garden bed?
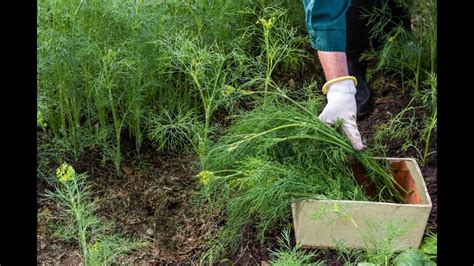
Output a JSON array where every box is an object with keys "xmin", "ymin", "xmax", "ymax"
[{"xmin": 37, "ymin": 74, "xmax": 438, "ymax": 266}]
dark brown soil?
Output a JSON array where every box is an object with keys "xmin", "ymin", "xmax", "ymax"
[
  {"xmin": 37, "ymin": 58, "xmax": 437, "ymax": 265},
  {"xmin": 37, "ymin": 142, "xmax": 221, "ymax": 264}
]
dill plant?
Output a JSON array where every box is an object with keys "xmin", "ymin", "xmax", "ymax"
[
  {"xmin": 37, "ymin": 0, "xmax": 310, "ymax": 169},
  {"xmin": 243, "ymin": 4, "xmax": 309, "ymax": 105},
  {"xmin": 163, "ymin": 32, "xmax": 244, "ymax": 161},
  {"xmin": 146, "ymin": 105, "xmax": 201, "ymax": 153},
  {"xmin": 198, "ymin": 91, "xmax": 406, "ymax": 260},
  {"xmin": 372, "ymin": 75, "xmax": 437, "ymax": 165},
  {"xmin": 361, "ymin": 0, "xmax": 436, "ymax": 92},
  {"xmin": 361, "ymin": 0, "xmax": 437, "ymax": 164},
  {"xmin": 269, "ymin": 228, "xmax": 323, "ymax": 265},
  {"xmin": 333, "ymin": 218, "xmax": 414, "ymax": 265},
  {"xmin": 38, "ymin": 0, "xmax": 199, "ymax": 169},
  {"xmin": 45, "ymin": 163, "xmax": 147, "ymax": 264},
  {"xmin": 419, "ymin": 73, "xmax": 437, "ymax": 164},
  {"xmin": 95, "ymin": 48, "xmax": 132, "ymax": 174}
]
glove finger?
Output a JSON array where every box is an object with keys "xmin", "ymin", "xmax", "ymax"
[{"xmin": 341, "ymin": 118, "xmax": 365, "ymax": 151}]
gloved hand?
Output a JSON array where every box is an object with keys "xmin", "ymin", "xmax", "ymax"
[{"xmin": 319, "ymin": 76, "xmax": 365, "ymax": 151}]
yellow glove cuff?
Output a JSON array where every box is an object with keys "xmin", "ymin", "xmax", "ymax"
[{"xmin": 322, "ymin": 76, "xmax": 358, "ymax": 95}]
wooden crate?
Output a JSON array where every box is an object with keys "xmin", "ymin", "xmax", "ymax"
[{"xmin": 291, "ymin": 158, "xmax": 432, "ymax": 251}]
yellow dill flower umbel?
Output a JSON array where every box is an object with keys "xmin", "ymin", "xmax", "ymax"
[
  {"xmin": 91, "ymin": 241, "xmax": 101, "ymax": 252},
  {"xmin": 56, "ymin": 163, "xmax": 76, "ymax": 183},
  {"xmin": 257, "ymin": 17, "xmax": 274, "ymax": 30},
  {"xmin": 196, "ymin": 170, "xmax": 214, "ymax": 186},
  {"xmin": 37, "ymin": 111, "xmax": 47, "ymax": 128},
  {"xmin": 267, "ymin": 176, "xmax": 277, "ymax": 185},
  {"xmin": 224, "ymin": 85, "xmax": 236, "ymax": 96}
]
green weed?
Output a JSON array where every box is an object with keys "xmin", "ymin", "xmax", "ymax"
[
  {"xmin": 269, "ymin": 228, "xmax": 323, "ymax": 265},
  {"xmin": 419, "ymin": 232, "xmax": 437, "ymax": 260},
  {"xmin": 334, "ymin": 219, "xmax": 413, "ymax": 265}
]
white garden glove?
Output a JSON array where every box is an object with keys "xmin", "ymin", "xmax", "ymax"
[{"xmin": 319, "ymin": 76, "xmax": 364, "ymax": 151}]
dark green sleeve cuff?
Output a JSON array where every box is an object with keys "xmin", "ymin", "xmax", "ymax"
[
  {"xmin": 302, "ymin": 0, "xmax": 350, "ymax": 52},
  {"xmin": 309, "ymin": 29, "xmax": 346, "ymax": 52}
]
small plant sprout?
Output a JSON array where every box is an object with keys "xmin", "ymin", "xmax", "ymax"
[
  {"xmin": 334, "ymin": 219, "xmax": 414, "ymax": 265},
  {"xmin": 268, "ymin": 228, "xmax": 323, "ymax": 266}
]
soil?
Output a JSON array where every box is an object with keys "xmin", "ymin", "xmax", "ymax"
[
  {"xmin": 37, "ymin": 142, "xmax": 218, "ymax": 264},
  {"xmin": 37, "ymin": 56, "xmax": 437, "ymax": 264}
]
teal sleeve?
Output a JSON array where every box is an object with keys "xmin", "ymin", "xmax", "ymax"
[{"xmin": 302, "ymin": 0, "xmax": 351, "ymax": 52}]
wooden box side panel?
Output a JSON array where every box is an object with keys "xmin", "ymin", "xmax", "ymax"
[
  {"xmin": 293, "ymin": 200, "xmax": 431, "ymax": 251},
  {"xmin": 404, "ymin": 159, "xmax": 432, "ymax": 205},
  {"xmin": 291, "ymin": 202, "xmax": 301, "ymax": 244}
]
